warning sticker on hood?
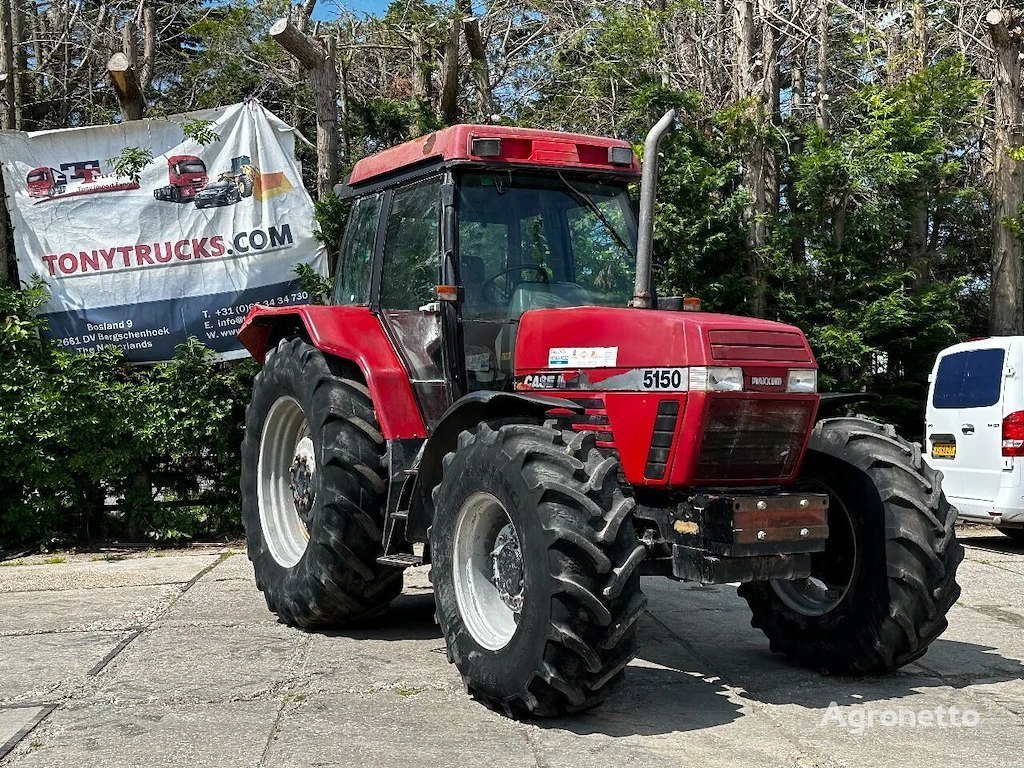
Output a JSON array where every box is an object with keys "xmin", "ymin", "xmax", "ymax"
[{"xmin": 548, "ymin": 346, "xmax": 618, "ymax": 368}]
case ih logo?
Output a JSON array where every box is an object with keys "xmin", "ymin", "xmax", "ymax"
[{"xmin": 749, "ymin": 376, "xmax": 784, "ymax": 388}]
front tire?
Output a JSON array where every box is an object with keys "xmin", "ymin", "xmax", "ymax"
[
  {"xmin": 241, "ymin": 336, "xmax": 402, "ymax": 627},
  {"xmin": 429, "ymin": 422, "xmax": 647, "ymax": 718},
  {"xmin": 739, "ymin": 417, "xmax": 963, "ymax": 674}
]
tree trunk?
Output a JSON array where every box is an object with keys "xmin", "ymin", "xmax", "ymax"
[
  {"xmin": 271, "ymin": 18, "xmax": 339, "ymax": 199},
  {"xmin": 140, "ymin": 5, "xmax": 156, "ymax": 90},
  {"xmin": 908, "ymin": 2, "xmax": 930, "ymax": 289},
  {"xmin": 439, "ymin": 16, "xmax": 460, "ymax": 126},
  {"xmin": 339, "ymin": 51, "xmax": 352, "ymax": 164},
  {"xmin": 735, "ymin": 0, "xmax": 779, "ymax": 318},
  {"xmin": 1, "ymin": 0, "xmax": 15, "ymax": 130},
  {"xmin": 30, "ymin": 1, "xmax": 42, "ymax": 102},
  {"xmin": 987, "ymin": 8, "xmax": 1024, "ymax": 335},
  {"xmin": 0, "ymin": 170, "xmax": 15, "ymax": 286},
  {"xmin": 411, "ymin": 32, "xmax": 432, "ymax": 102},
  {"xmin": 733, "ymin": 0, "xmax": 755, "ymax": 101},
  {"xmin": 814, "ymin": 0, "xmax": 829, "ymax": 133},
  {"xmin": 11, "ymin": 0, "xmax": 25, "ymax": 130},
  {"xmin": 788, "ymin": 21, "xmax": 807, "ymax": 270},
  {"xmin": 463, "ymin": 17, "xmax": 493, "ymax": 122},
  {"xmin": 107, "ymin": 52, "xmax": 146, "ymax": 121}
]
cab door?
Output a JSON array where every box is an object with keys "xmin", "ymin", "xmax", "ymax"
[{"xmin": 374, "ymin": 176, "xmax": 455, "ymax": 428}]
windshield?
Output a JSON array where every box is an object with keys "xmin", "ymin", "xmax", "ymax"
[
  {"xmin": 175, "ymin": 161, "xmax": 206, "ymax": 175},
  {"xmin": 456, "ymin": 171, "xmax": 637, "ymax": 319}
]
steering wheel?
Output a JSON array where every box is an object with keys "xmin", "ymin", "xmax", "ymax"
[{"xmin": 482, "ymin": 265, "xmax": 550, "ymax": 303}]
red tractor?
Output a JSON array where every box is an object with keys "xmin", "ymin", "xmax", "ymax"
[{"xmin": 237, "ymin": 113, "xmax": 962, "ymax": 718}]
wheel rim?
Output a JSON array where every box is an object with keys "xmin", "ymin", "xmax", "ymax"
[
  {"xmin": 257, "ymin": 395, "xmax": 314, "ymax": 568},
  {"xmin": 770, "ymin": 481, "xmax": 859, "ymax": 616},
  {"xmin": 452, "ymin": 492, "xmax": 524, "ymax": 651}
]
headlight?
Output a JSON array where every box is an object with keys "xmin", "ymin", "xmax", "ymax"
[
  {"xmin": 787, "ymin": 369, "xmax": 817, "ymax": 393},
  {"xmin": 689, "ymin": 366, "xmax": 744, "ymax": 392}
]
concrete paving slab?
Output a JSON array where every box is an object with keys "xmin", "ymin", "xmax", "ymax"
[
  {"xmin": 92, "ymin": 623, "xmax": 310, "ymax": 704},
  {"xmin": 302, "ymin": 593, "xmax": 460, "ymax": 694},
  {"xmin": 157, "ymin": 578, "xmax": 279, "ymax": 627},
  {"xmin": 0, "ymin": 707, "xmax": 45, "ymax": 755},
  {"xmin": 265, "ymin": 689, "xmax": 537, "ymax": 768},
  {"xmin": 205, "ymin": 551, "xmax": 253, "ymax": 581},
  {"xmin": 4, "ymin": 700, "xmax": 281, "ymax": 768},
  {"xmin": 638, "ymin": 579, "xmax": 828, "ymax": 697},
  {"xmin": 536, "ymin": 690, "xmax": 814, "ymax": 768},
  {"xmin": 0, "ymin": 554, "xmax": 219, "ymax": 593},
  {"xmin": 0, "ymin": 632, "xmax": 127, "ymax": 705},
  {"xmin": 0, "ymin": 585, "xmax": 178, "ymax": 636},
  {"xmin": 763, "ymin": 690, "xmax": 1024, "ymax": 768}
]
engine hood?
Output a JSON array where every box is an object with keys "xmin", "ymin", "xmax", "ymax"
[{"xmin": 514, "ymin": 306, "xmax": 815, "ymax": 373}]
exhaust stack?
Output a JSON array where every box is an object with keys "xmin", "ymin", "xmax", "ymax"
[{"xmin": 631, "ymin": 109, "xmax": 677, "ymax": 309}]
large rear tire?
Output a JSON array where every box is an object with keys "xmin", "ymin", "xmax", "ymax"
[
  {"xmin": 429, "ymin": 422, "xmax": 647, "ymax": 718},
  {"xmin": 738, "ymin": 417, "xmax": 963, "ymax": 674},
  {"xmin": 241, "ymin": 336, "xmax": 402, "ymax": 627}
]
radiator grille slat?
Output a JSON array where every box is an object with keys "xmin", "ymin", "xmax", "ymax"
[
  {"xmin": 708, "ymin": 330, "xmax": 811, "ymax": 364},
  {"xmin": 695, "ymin": 398, "xmax": 814, "ymax": 482}
]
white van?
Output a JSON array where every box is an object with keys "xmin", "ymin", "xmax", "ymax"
[{"xmin": 925, "ymin": 337, "xmax": 1024, "ymax": 539}]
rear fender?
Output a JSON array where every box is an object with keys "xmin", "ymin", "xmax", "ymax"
[
  {"xmin": 405, "ymin": 391, "xmax": 584, "ymax": 544},
  {"xmin": 238, "ymin": 304, "xmax": 427, "ymax": 440}
]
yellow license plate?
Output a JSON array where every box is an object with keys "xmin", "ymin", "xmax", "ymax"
[{"xmin": 932, "ymin": 443, "xmax": 956, "ymax": 459}]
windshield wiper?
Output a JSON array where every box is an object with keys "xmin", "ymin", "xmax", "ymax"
[{"xmin": 556, "ymin": 171, "xmax": 636, "ymax": 258}]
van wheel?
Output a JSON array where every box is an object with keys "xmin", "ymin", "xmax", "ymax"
[{"xmin": 996, "ymin": 526, "xmax": 1024, "ymax": 543}]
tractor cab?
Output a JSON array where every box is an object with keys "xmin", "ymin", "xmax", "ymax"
[{"xmin": 334, "ymin": 125, "xmax": 641, "ymax": 426}]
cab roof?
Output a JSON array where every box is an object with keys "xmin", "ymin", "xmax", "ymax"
[{"xmin": 345, "ymin": 124, "xmax": 640, "ymax": 190}]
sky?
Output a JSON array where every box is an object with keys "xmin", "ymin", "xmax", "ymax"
[{"xmin": 311, "ymin": 0, "xmax": 392, "ymax": 20}]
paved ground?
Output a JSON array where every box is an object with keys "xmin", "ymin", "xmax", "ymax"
[{"xmin": 2, "ymin": 526, "xmax": 1024, "ymax": 768}]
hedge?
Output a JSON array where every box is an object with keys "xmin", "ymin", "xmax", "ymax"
[{"xmin": 1, "ymin": 279, "xmax": 257, "ymax": 548}]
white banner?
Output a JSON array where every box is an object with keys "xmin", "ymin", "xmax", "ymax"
[{"xmin": 0, "ymin": 101, "xmax": 325, "ymax": 362}]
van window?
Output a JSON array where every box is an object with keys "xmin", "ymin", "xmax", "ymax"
[{"xmin": 932, "ymin": 348, "xmax": 1005, "ymax": 409}]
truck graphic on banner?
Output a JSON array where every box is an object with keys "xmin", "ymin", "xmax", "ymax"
[
  {"xmin": 27, "ymin": 167, "xmax": 68, "ymax": 198},
  {"xmin": 153, "ymin": 155, "xmax": 209, "ymax": 202},
  {"xmin": 26, "ymin": 158, "xmax": 140, "ymax": 203}
]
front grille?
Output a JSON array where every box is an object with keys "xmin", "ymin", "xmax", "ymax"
[
  {"xmin": 694, "ymin": 398, "xmax": 815, "ymax": 482},
  {"xmin": 645, "ymin": 400, "xmax": 680, "ymax": 479}
]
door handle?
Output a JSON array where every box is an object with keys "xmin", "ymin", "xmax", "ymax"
[{"xmin": 961, "ymin": 424, "xmax": 975, "ymax": 435}]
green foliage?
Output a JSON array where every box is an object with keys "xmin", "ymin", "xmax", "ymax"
[
  {"xmin": 313, "ymin": 193, "xmax": 352, "ymax": 269},
  {"xmin": 109, "ymin": 146, "xmax": 155, "ymax": 184},
  {"xmin": 180, "ymin": 118, "xmax": 222, "ymax": 146},
  {"xmin": 0, "ymin": 283, "xmax": 255, "ymax": 548},
  {"xmin": 294, "ymin": 263, "xmax": 332, "ymax": 305}
]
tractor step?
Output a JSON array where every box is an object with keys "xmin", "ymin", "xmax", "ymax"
[{"xmin": 376, "ymin": 553, "xmax": 422, "ymax": 568}]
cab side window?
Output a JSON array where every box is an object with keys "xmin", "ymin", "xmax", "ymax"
[
  {"xmin": 380, "ymin": 178, "xmax": 442, "ymax": 309},
  {"xmin": 333, "ymin": 193, "xmax": 382, "ymax": 306}
]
